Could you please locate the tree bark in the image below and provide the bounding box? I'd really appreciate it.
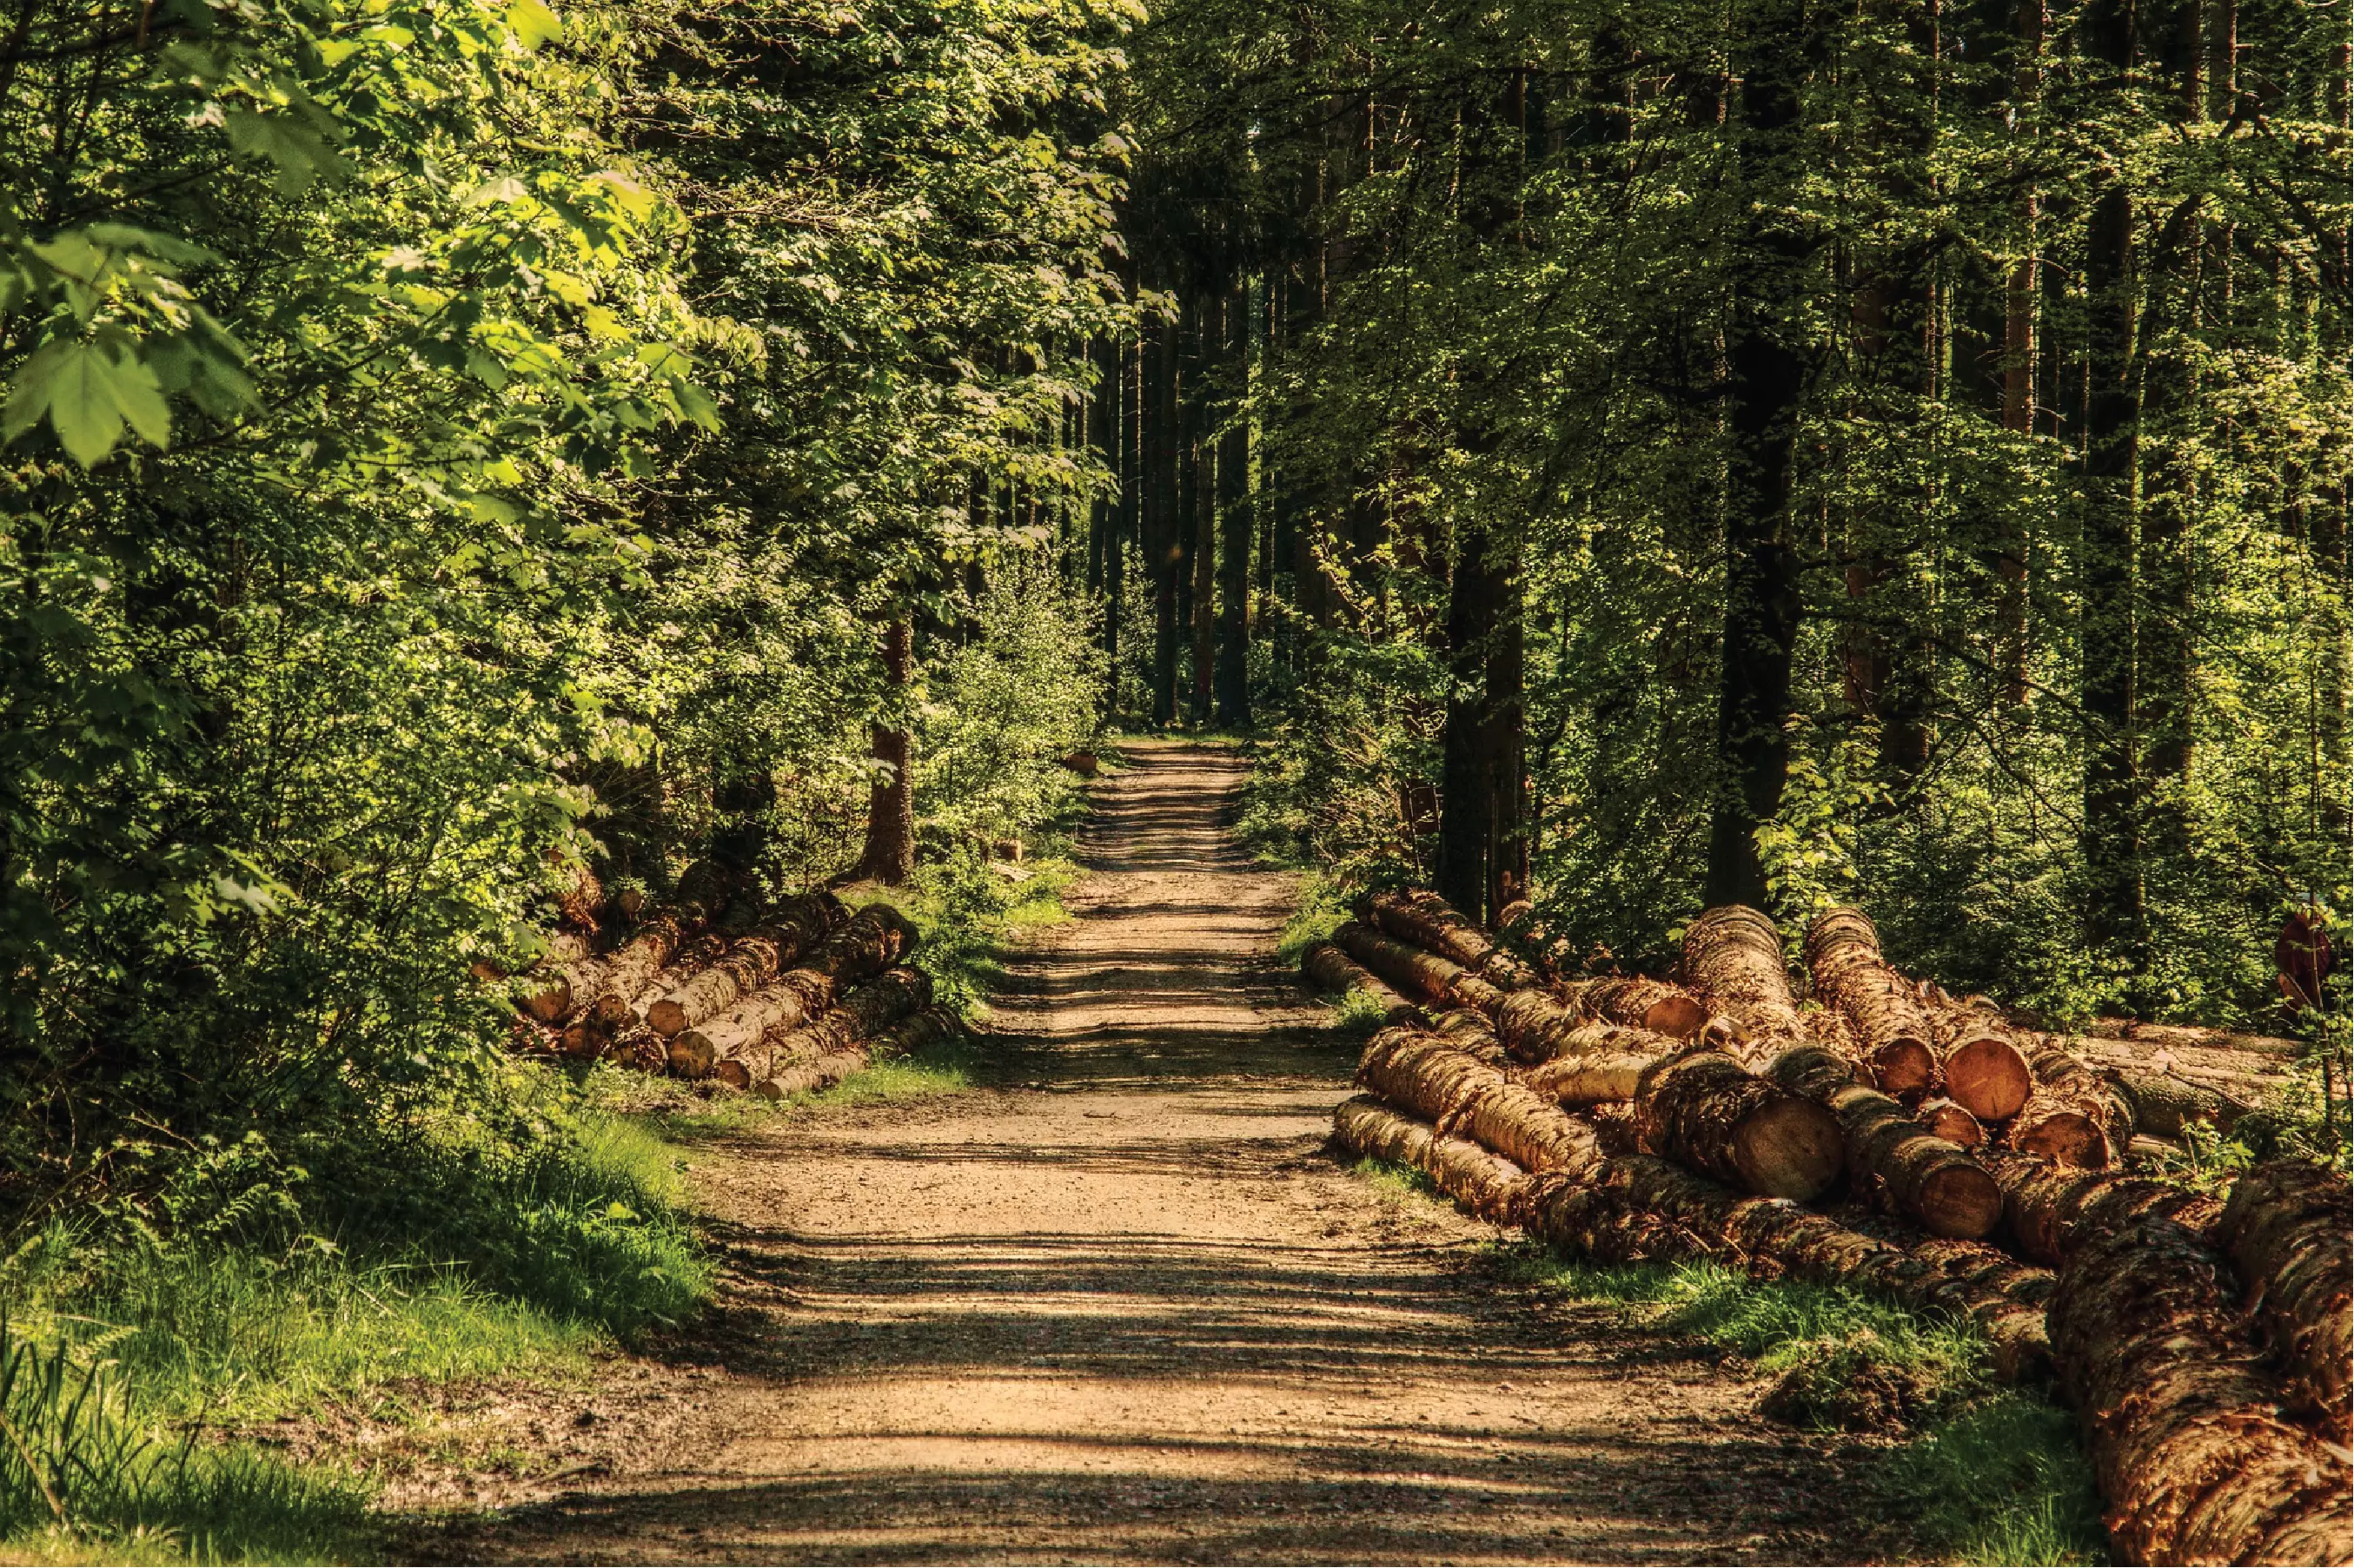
[2051,1213,2351,1565]
[1333,919,1468,1002]
[1680,903,1809,1050]
[1705,17,1811,909]
[724,966,932,1088]
[646,895,836,1037]
[1635,1049,1846,1202]
[1300,941,1415,1020]
[1216,275,1253,727]
[755,1004,958,1102]
[669,904,909,1076]
[1330,1094,1531,1222]
[2006,1039,2132,1168]
[1803,907,1944,1095]
[2217,1161,2352,1438]
[856,619,916,885]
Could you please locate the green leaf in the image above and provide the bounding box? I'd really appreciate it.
[507,0,563,49]
[4,340,172,466]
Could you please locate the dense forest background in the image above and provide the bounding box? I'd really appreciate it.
[0,0,2344,1266]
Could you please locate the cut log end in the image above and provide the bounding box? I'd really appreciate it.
[1730,1096,1846,1202]
[713,1059,752,1090]
[1917,1161,2005,1241]
[2013,1109,2110,1169]
[1919,1098,1986,1148]
[647,997,691,1037]
[1946,1035,2032,1121]
[1869,1035,1940,1099]
[1642,994,1711,1040]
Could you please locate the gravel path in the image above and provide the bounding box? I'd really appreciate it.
[438,740,1870,1565]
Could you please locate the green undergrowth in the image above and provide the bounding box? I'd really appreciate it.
[1495,1243,2106,1565]
[0,1069,713,1563]
[1348,1154,1441,1205]
[1276,872,1354,967]
[865,849,1082,1022]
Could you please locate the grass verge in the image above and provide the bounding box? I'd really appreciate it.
[1493,1242,2107,1565]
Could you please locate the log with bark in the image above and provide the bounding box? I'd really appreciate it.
[541,919,685,1028]
[554,855,605,933]
[2006,1041,2132,1168]
[514,930,598,1022]
[1680,904,1810,1049]
[1514,1022,1674,1107]
[1330,1095,1530,1222]
[1802,908,1944,1097]
[669,982,817,1079]
[1926,1002,2035,1125]
[755,1004,960,1101]
[1300,941,1417,1021]
[1765,1046,2002,1239]
[646,895,837,1037]
[669,909,910,1078]
[723,967,934,1088]
[2050,1211,2351,1565]
[2217,1161,2352,1439]
[1333,921,1466,1003]
[2105,1066,2254,1139]
[1363,889,1495,969]
[1558,976,1712,1040]
[1355,1030,1586,1172]
[672,857,738,919]
[1635,1049,1845,1203]
[1994,1160,2222,1268]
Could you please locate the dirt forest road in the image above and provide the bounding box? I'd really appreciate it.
[434,740,1873,1565]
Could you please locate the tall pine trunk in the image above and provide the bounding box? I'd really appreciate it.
[1216,276,1253,726]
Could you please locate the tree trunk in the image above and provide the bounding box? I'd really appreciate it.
[724,966,932,1088]
[1435,519,1526,924]
[669,905,908,1076]
[1189,308,1217,724]
[2217,1161,2352,1438]
[1356,1028,1606,1177]
[1766,1046,2003,1239]
[1705,18,1810,909]
[1300,941,1415,1020]
[756,1004,958,1102]
[2079,0,2146,977]
[1216,276,1253,727]
[857,619,916,885]
[2006,1040,2132,1168]
[1150,314,1181,725]
[1803,907,1944,1095]
[534,921,680,1026]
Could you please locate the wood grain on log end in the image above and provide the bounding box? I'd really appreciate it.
[1868,1035,1940,1098]
[1730,1095,1845,1202]
[1919,1097,1985,1148]
[1945,1033,2032,1121]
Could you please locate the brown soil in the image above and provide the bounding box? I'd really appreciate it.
[410,740,1882,1565]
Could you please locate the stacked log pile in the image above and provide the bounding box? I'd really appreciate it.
[497,883,953,1097]
[1323,886,2349,1565]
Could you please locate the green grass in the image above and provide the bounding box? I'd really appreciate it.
[0,1079,719,1563]
[1328,986,1392,1035]
[1348,1154,1442,1205]
[1493,1241,2106,1565]
[868,852,1080,1021]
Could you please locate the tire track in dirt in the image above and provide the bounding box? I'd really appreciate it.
[429,739,1873,1565]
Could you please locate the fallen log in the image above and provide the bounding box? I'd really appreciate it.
[2105,1065,2254,1139]
[1766,1046,2001,1239]
[1356,1030,1585,1173]
[1515,1023,1671,1107]
[669,982,815,1079]
[646,895,837,1037]
[1680,904,1810,1049]
[1557,976,1711,1040]
[1994,1160,2221,1268]
[730,968,933,1087]
[2081,1017,2305,1061]
[755,1004,959,1101]
[672,857,738,919]
[1363,889,1495,969]
[1927,1003,2035,1126]
[1300,941,1417,1022]
[2217,1161,2352,1439]
[547,919,685,1028]
[2051,1213,2351,1565]
[1803,908,1943,1097]
[1333,921,1465,1002]
[2007,1041,2132,1168]
[1330,1095,1530,1222]
[1916,1097,1986,1148]
[1635,1049,1844,1203]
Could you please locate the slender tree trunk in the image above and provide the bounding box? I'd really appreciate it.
[1997,0,2044,706]
[2079,0,2145,973]
[1706,18,1811,910]
[1151,312,1181,725]
[1190,293,1217,724]
[1217,276,1254,726]
[857,619,916,885]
